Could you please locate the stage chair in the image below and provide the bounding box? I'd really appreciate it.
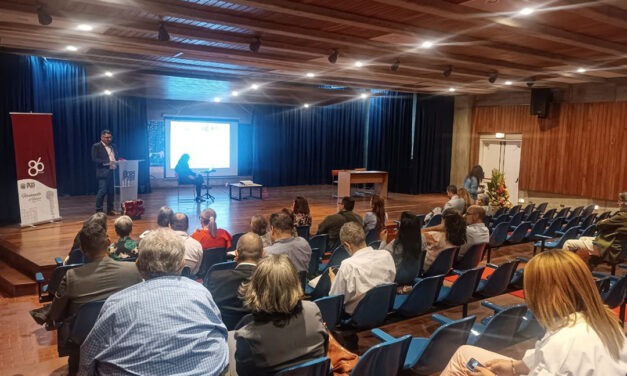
[435,267,484,317]
[454,243,487,270]
[474,260,519,299]
[371,315,475,375]
[314,295,344,330]
[175,173,196,203]
[393,274,444,318]
[341,283,396,329]
[275,357,331,376]
[351,334,412,376]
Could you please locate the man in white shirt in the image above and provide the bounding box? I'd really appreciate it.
[329,222,396,315]
[443,185,465,214]
[170,212,204,275]
[459,205,490,257]
[91,129,118,215]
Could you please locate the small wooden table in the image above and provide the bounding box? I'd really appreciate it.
[337,170,388,199]
[229,183,263,201]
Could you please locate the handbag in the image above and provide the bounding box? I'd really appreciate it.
[327,330,359,376]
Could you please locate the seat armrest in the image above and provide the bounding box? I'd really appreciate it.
[535,235,553,240]
[35,272,45,283]
[451,269,463,276]
[432,313,453,325]
[371,328,396,343]
[54,257,63,266]
[486,263,498,270]
[481,300,505,313]
[554,231,565,236]
[516,256,530,263]
[592,271,608,279]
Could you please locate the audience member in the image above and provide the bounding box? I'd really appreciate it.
[264,211,312,273]
[80,229,228,375]
[363,194,387,233]
[457,187,473,214]
[170,212,204,275]
[234,255,328,375]
[317,196,364,250]
[107,215,138,260]
[379,212,423,286]
[329,222,395,314]
[68,212,108,258]
[440,250,627,375]
[293,196,312,227]
[139,206,173,239]
[174,153,205,202]
[563,191,627,269]
[421,209,466,270]
[50,223,142,375]
[463,165,484,201]
[207,232,263,330]
[192,208,232,250]
[477,193,493,216]
[458,205,489,258]
[443,185,465,214]
[251,214,272,247]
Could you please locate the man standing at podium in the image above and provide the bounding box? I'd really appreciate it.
[92,129,118,215]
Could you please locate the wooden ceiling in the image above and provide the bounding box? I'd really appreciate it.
[1,0,627,104]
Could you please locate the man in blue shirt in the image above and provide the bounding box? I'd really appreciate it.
[80,229,228,375]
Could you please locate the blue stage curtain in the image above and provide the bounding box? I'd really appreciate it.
[367,93,454,194]
[251,102,367,186]
[0,54,33,224]
[29,56,151,196]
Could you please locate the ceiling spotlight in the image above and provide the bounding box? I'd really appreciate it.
[420,41,434,49]
[103,90,112,96]
[328,49,339,64]
[519,7,535,16]
[66,45,78,52]
[250,84,259,90]
[158,22,170,42]
[577,67,587,73]
[37,5,52,26]
[231,90,239,97]
[443,65,453,77]
[104,71,113,77]
[448,87,456,92]
[76,24,93,31]
[306,72,315,78]
[504,80,513,85]
[390,59,400,72]
[360,93,369,99]
[354,61,363,68]
[213,97,221,103]
[249,37,261,53]
[488,72,498,84]
[303,103,310,108]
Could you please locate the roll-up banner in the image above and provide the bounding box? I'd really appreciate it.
[10,113,61,226]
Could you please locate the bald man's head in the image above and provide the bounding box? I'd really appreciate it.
[236,232,264,263]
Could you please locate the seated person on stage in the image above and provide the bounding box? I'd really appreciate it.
[139,206,173,239]
[250,214,272,248]
[264,211,312,274]
[107,215,138,261]
[206,232,262,330]
[363,194,387,233]
[421,209,466,271]
[292,196,312,227]
[329,222,396,315]
[174,153,205,202]
[379,211,423,286]
[563,191,627,269]
[317,196,363,250]
[48,223,142,375]
[458,205,489,258]
[170,212,204,275]
[440,250,627,376]
[192,208,232,250]
[233,255,328,376]
[80,229,228,375]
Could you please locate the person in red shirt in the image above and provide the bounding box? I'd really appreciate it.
[192,208,232,250]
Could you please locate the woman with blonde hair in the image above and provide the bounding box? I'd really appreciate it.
[457,187,473,213]
[364,194,387,232]
[191,208,232,249]
[441,249,627,375]
[234,255,328,375]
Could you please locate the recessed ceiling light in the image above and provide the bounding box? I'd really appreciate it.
[104,71,113,77]
[213,97,221,103]
[306,72,315,78]
[420,41,434,49]
[76,24,93,31]
[448,87,456,92]
[231,90,239,97]
[577,67,587,73]
[519,7,534,16]
[303,103,310,108]
[66,45,78,52]
[504,80,513,85]
[354,61,363,67]
[360,93,369,99]
[103,90,112,96]
[250,84,259,90]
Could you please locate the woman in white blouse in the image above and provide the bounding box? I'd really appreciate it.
[441,249,627,376]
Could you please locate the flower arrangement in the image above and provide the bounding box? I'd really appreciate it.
[486,168,512,209]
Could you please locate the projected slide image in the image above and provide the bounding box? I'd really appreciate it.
[170,121,230,169]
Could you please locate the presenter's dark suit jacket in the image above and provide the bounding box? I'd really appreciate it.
[206,264,255,330]
[91,142,117,179]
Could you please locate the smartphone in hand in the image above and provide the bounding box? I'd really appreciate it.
[466,358,484,371]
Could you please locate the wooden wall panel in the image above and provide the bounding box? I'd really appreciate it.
[471,102,627,201]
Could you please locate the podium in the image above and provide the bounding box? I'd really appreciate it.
[116,160,142,204]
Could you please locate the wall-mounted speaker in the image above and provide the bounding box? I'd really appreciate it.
[530,88,552,118]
